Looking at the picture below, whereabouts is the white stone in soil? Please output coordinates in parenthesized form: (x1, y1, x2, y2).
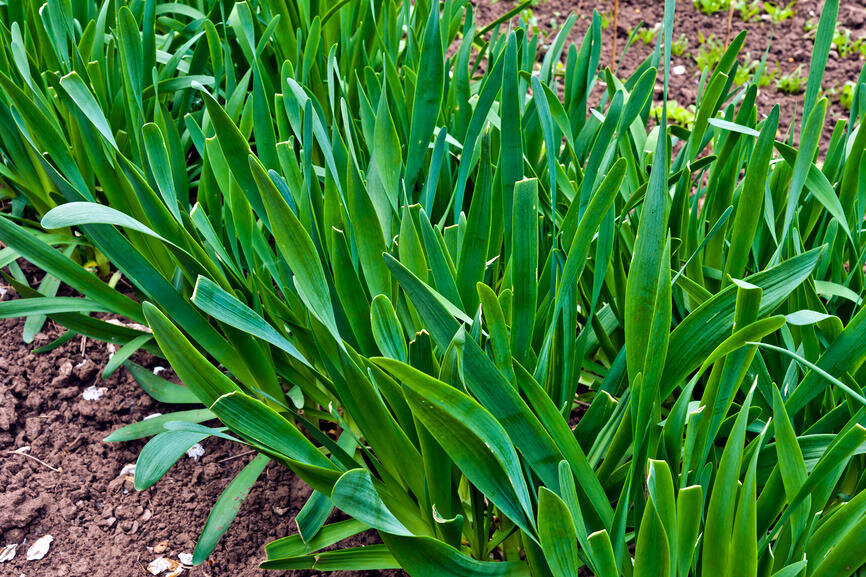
(148, 557, 178, 575)
(82, 385, 106, 401)
(26, 535, 53, 561)
(186, 444, 205, 462)
(0, 543, 18, 562)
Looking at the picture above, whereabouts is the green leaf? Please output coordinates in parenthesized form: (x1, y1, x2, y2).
(510, 178, 538, 363)
(373, 358, 536, 537)
(104, 409, 215, 442)
(537, 488, 580, 577)
(192, 276, 311, 367)
(382, 534, 530, 577)
(124, 361, 200, 404)
(370, 295, 407, 361)
(249, 154, 341, 343)
(143, 302, 241, 406)
(331, 469, 413, 536)
(0, 297, 112, 318)
(405, 3, 444, 190)
(662, 248, 823, 396)
(59, 71, 117, 149)
(193, 454, 270, 564)
(134, 429, 210, 490)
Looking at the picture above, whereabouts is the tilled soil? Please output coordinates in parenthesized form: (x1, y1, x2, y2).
(475, 0, 865, 145)
(0, 307, 404, 577)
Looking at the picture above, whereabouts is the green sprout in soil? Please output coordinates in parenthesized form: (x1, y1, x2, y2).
(776, 65, 807, 94)
(693, 32, 726, 71)
(651, 100, 697, 128)
(634, 23, 660, 46)
(735, 0, 764, 21)
(832, 27, 864, 59)
(600, 11, 612, 30)
(672, 34, 690, 57)
(693, 0, 731, 15)
(734, 56, 777, 86)
(633, 26, 686, 57)
(764, 1, 796, 24)
(840, 81, 857, 110)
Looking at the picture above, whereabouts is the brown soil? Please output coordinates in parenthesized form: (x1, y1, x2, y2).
(0, 295, 405, 577)
(475, 0, 865, 145)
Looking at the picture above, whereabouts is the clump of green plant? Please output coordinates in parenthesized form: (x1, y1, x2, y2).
(693, 32, 726, 71)
(832, 26, 864, 58)
(734, 56, 777, 86)
(671, 33, 690, 57)
(776, 65, 808, 93)
(651, 100, 697, 128)
(735, 0, 763, 21)
(634, 23, 660, 45)
(3, 2, 866, 577)
(693, 0, 730, 15)
(764, 1, 796, 24)
(840, 80, 857, 109)
(600, 10, 612, 30)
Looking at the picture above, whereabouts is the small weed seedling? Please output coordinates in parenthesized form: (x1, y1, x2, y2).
(693, 32, 726, 71)
(833, 27, 864, 59)
(840, 81, 856, 110)
(734, 56, 776, 86)
(651, 100, 697, 128)
(735, 0, 763, 22)
(764, 1, 795, 24)
(634, 23, 660, 46)
(672, 34, 690, 57)
(693, 0, 730, 15)
(776, 65, 807, 94)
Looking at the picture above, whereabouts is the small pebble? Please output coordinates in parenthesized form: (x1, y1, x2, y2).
(0, 544, 18, 562)
(148, 557, 178, 575)
(178, 552, 193, 566)
(186, 444, 205, 462)
(82, 386, 106, 401)
(26, 534, 53, 561)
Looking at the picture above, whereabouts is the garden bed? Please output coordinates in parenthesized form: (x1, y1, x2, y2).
(0, 297, 403, 577)
(478, 0, 865, 142)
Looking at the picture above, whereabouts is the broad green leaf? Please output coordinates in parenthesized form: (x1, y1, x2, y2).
(135, 429, 210, 490)
(193, 454, 270, 564)
(105, 409, 216, 442)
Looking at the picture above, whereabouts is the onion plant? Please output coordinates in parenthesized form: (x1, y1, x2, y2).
(2, 0, 866, 575)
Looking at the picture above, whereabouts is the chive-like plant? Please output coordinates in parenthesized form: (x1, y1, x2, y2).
(1, 1, 866, 575)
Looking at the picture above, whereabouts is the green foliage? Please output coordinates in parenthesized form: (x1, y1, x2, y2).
(634, 24, 660, 46)
(2, 1, 866, 576)
(693, 0, 731, 15)
(832, 26, 864, 59)
(776, 65, 808, 94)
(693, 32, 726, 71)
(764, 1, 796, 24)
(840, 81, 856, 110)
(651, 100, 697, 128)
(734, 55, 776, 86)
(735, 0, 764, 22)
(672, 34, 690, 57)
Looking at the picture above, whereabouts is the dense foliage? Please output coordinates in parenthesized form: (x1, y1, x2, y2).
(1, 0, 866, 575)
